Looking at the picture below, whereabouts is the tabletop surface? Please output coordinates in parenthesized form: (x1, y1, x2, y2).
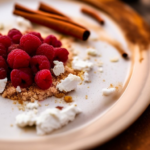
(94, 0, 150, 150)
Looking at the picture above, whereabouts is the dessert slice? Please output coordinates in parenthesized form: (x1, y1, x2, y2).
(0, 28, 82, 102)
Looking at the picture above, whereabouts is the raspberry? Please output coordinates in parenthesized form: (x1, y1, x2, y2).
(0, 68, 7, 79)
(0, 35, 11, 49)
(0, 43, 7, 59)
(54, 48, 69, 63)
(35, 69, 52, 90)
(44, 35, 62, 47)
(8, 28, 22, 44)
(28, 31, 43, 42)
(31, 55, 50, 74)
(36, 43, 54, 62)
(20, 34, 42, 56)
(19, 68, 33, 78)
(7, 44, 20, 54)
(11, 69, 33, 88)
(0, 56, 8, 71)
(0, 56, 8, 79)
(7, 49, 31, 69)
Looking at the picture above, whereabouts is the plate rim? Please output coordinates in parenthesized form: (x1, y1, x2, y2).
(0, 0, 149, 150)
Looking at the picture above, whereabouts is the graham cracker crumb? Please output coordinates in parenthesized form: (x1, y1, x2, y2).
(54, 93, 65, 98)
(64, 96, 73, 103)
(17, 105, 25, 111)
(109, 84, 114, 88)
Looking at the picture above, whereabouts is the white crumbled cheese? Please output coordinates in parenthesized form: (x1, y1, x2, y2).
(26, 101, 39, 109)
(36, 104, 81, 135)
(56, 74, 81, 92)
(98, 67, 103, 73)
(110, 57, 119, 62)
(33, 109, 38, 114)
(72, 57, 93, 71)
(84, 72, 90, 82)
(15, 111, 37, 127)
(0, 78, 7, 93)
(16, 86, 21, 93)
(87, 48, 98, 56)
(53, 61, 65, 76)
(16, 104, 81, 135)
(102, 88, 116, 96)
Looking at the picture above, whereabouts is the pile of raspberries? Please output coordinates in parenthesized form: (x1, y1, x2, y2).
(0, 28, 69, 90)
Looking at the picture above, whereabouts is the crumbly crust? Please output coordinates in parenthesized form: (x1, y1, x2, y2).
(2, 66, 76, 101)
(0, 34, 83, 102)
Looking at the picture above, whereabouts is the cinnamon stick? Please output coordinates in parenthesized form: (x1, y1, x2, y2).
(13, 10, 90, 41)
(81, 7, 104, 25)
(14, 3, 88, 34)
(37, 2, 86, 29)
(39, 2, 68, 18)
(14, 3, 73, 24)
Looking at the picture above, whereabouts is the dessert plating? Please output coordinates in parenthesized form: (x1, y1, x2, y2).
(0, 27, 84, 101)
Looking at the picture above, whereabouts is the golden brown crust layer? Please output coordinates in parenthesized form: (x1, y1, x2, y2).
(2, 66, 76, 101)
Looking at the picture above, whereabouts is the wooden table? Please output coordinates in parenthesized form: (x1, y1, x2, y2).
(94, 1, 150, 150)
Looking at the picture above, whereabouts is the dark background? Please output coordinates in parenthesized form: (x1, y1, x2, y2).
(94, 0, 150, 150)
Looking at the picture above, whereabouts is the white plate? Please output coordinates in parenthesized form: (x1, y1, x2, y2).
(0, 0, 149, 150)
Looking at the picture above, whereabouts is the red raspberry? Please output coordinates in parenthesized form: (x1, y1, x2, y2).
(7, 49, 31, 69)
(0, 43, 7, 59)
(31, 55, 50, 74)
(8, 28, 22, 44)
(7, 44, 20, 54)
(0, 68, 7, 79)
(20, 34, 42, 56)
(28, 31, 43, 42)
(0, 35, 11, 49)
(36, 43, 54, 62)
(54, 48, 69, 63)
(44, 35, 62, 47)
(19, 68, 33, 78)
(11, 69, 33, 88)
(0, 56, 8, 71)
(35, 69, 52, 90)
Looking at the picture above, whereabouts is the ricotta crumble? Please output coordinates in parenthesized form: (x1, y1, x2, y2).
(36, 104, 81, 135)
(15, 104, 81, 135)
(26, 101, 39, 109)
(53, 61, 65, 76)
(72, 57, 93, 71)
(56, 74, 81, 92)
(102, 88, 116, 96)
(0, 78, 7, 93)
